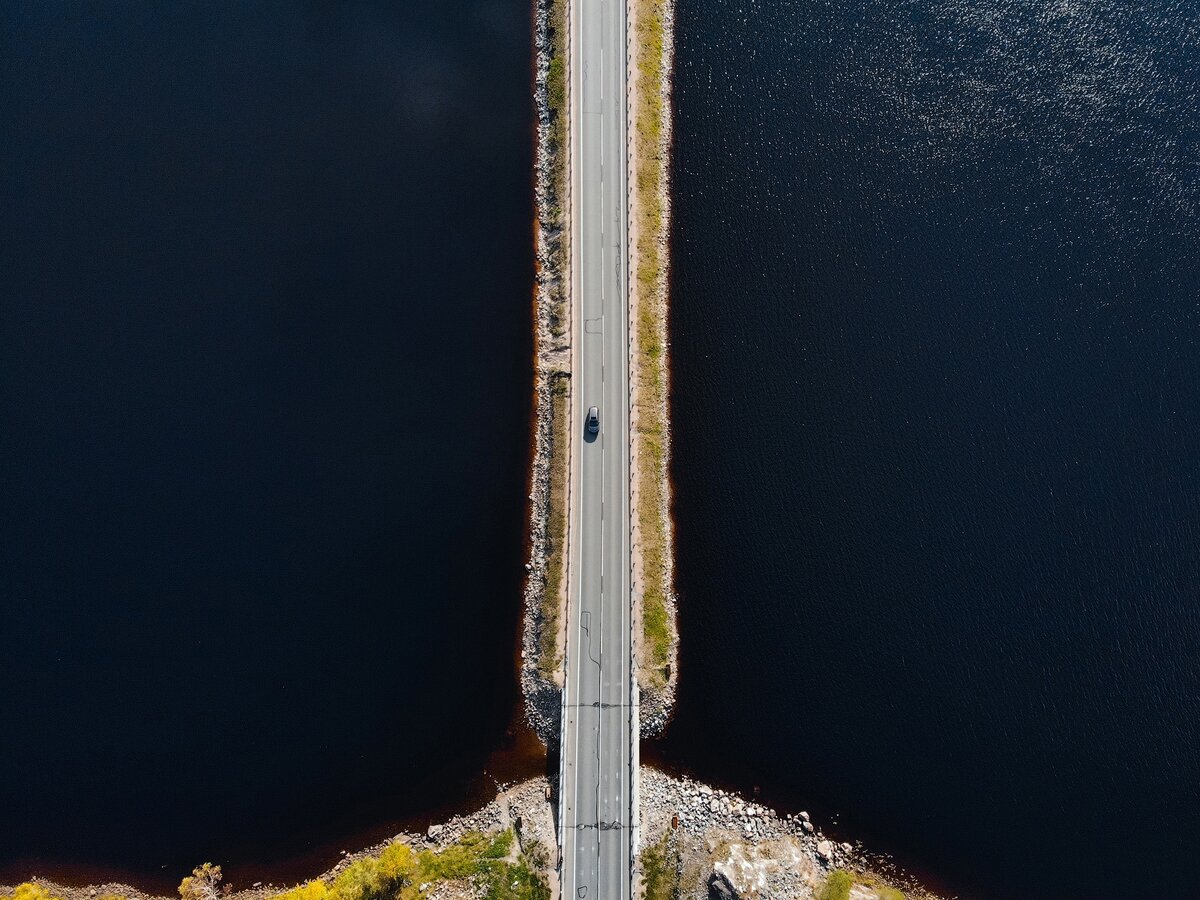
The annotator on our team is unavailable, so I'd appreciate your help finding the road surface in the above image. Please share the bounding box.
[557,0,634,895]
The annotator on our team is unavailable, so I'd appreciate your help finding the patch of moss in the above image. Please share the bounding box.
[818,870,855,900]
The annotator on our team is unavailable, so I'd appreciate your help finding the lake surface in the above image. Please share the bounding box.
[653,0,1200,897]
[1,1,538,889]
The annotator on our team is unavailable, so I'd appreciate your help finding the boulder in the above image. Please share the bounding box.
[708,872,740,900]
[816,839,835,863]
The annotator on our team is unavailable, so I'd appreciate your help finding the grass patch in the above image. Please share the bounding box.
[853,870,907,900]
[818,870,855,900]
[272,830,548,900]
[538,374,571,679]
[817,869,906,900]
[631,0,674,692]
[545,0,569,208]
[640,833,680,900]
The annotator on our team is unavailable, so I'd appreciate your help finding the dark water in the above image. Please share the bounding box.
[0,1,538,889]
[654,0,1200,897]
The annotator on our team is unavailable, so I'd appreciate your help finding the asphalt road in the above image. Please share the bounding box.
[558,0,633,895]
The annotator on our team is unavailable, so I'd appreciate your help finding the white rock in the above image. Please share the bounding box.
[816,840,835,863]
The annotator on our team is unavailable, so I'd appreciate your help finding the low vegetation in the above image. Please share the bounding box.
[531,0,572,684]
[640,833,681,900]
[4,832,549,900]
[179,865,224,900]
[2,887,123,900]
[631,0,674,691]
[544,0,569,220]
[3,887,63,900]
[856,868,908,899]
[818,870,856,900]
[818,869,906,900]
[232,831,544,900]
[538,373,571,678]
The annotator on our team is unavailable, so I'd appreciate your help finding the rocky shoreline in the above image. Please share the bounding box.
[6,771,941,900]
[7,772,945,900]
[3,780,559,900]
[521,0,571,745]
[637,769,937,899]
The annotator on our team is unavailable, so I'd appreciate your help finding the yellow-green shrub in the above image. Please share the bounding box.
[273,881,330,900]
[3,885,64,900]
[268,829,542,900]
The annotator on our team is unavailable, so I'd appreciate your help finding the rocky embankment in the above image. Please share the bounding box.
[521,0,571,745]
[340,777,558,886]
[638,769,932,900]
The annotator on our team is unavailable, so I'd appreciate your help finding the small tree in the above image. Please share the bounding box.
[179,864,223,900]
